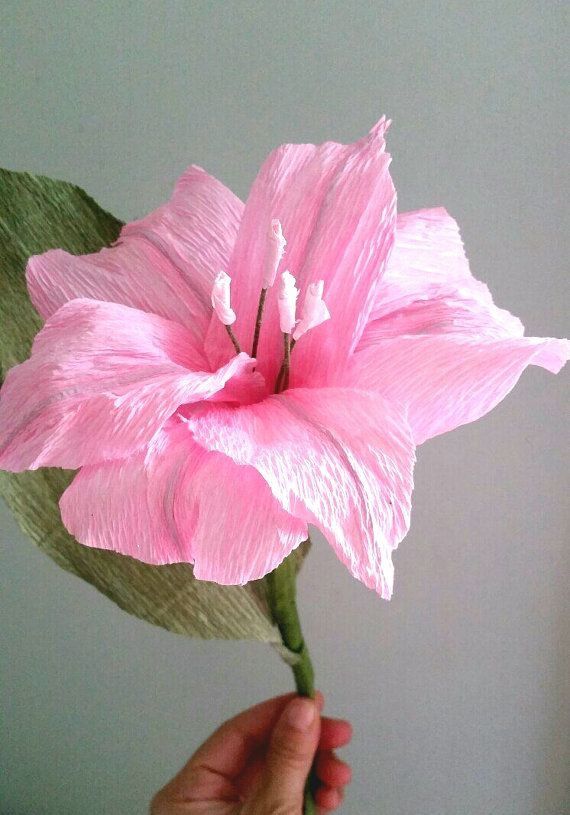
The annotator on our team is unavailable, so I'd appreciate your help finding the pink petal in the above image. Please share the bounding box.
[27,166,243,345]
[205,119,396,388]
[346,334,570,444]
[0,299,256,471]
[60,421,307,583]
[184,387,416,598]
[362,207,523,341]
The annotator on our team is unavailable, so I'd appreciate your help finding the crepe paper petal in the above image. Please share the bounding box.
[184,387,416,598]
[364,207,524,340]
[205,118,395,385]
[346,334,570,444]
[123,166,243,315]
[0,298,256,471]
[291,120,396,387]
[60,420,307,583]
[27,166,243,344]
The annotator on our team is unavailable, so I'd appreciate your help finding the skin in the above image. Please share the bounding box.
[150,692,352,814]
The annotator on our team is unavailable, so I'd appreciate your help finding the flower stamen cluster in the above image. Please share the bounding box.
[211,220,330,391]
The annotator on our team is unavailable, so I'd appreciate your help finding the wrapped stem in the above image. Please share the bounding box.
[266,548,317,814]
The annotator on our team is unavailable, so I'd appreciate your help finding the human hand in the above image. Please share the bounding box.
[150,692,352,814]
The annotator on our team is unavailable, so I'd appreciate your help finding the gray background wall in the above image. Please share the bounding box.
[1,3,568,814]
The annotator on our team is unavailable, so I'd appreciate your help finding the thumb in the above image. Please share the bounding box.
[246,696,320,813]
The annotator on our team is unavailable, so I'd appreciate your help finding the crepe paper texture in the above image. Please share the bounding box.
[0,167,309,650]
[1,120,568,601]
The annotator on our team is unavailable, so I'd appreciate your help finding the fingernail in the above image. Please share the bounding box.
[285,698,316,732]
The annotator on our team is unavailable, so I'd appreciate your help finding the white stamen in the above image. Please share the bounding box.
[278,271,299,334]
[263,219,287,289]
[211,271,236,325]
[293,280,330,340]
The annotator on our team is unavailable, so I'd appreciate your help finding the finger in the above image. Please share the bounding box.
[235,750,265,798]
[319,717,353,750]
[245,696,321,812]
[315,750,352,788]
[185,692,297,780]
[237,692,324,798]
[315,784,344,811]
[237,694,327,797]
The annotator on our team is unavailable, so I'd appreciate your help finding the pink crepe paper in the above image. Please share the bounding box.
[0,120,567,598]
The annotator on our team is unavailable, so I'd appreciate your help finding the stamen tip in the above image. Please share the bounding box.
[212,270,237,325]
[292,279,330,341]
[278,270,299,334]
[263,218,287,289]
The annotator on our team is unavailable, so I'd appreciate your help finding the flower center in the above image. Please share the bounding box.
[211,220,330,392]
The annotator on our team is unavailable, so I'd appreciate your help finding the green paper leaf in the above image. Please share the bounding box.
[0,168,308,646]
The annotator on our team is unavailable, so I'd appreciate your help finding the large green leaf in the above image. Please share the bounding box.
[0,168,308,645]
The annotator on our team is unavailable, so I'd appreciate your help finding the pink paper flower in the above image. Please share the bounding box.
[0,119,567,597]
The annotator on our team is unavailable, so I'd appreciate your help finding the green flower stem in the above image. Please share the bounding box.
[266,548,317,815]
